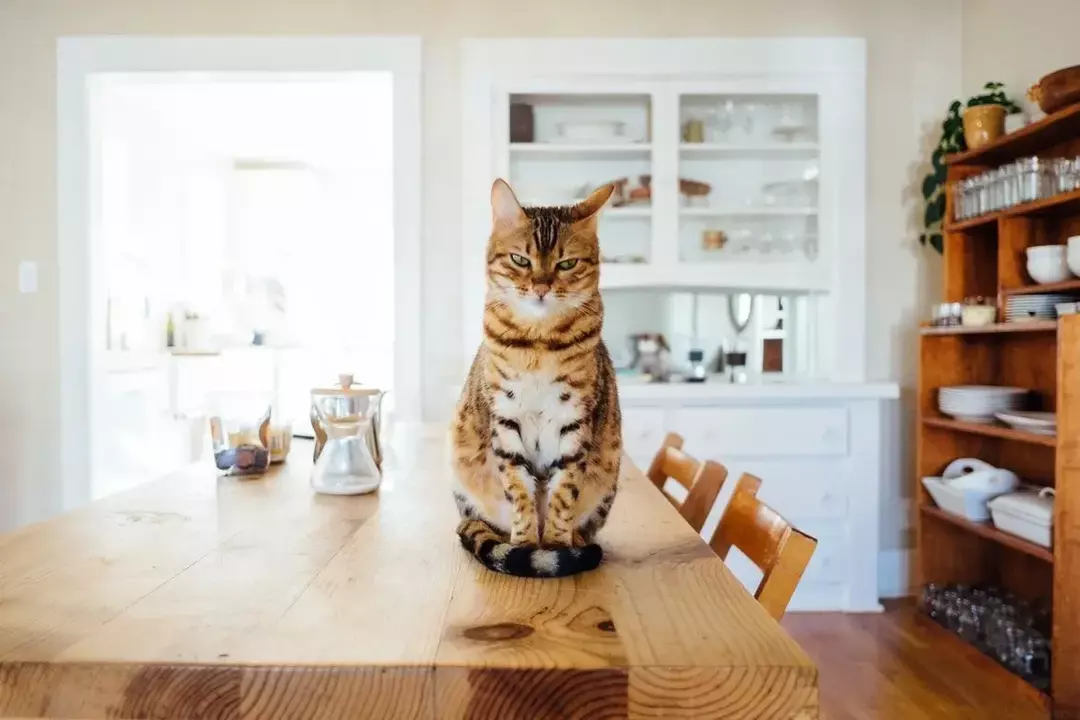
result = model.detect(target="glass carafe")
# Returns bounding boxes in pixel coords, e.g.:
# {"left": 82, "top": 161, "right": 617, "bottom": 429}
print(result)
{"left": 310, "top": 386, "right": 384, "bottom": 495}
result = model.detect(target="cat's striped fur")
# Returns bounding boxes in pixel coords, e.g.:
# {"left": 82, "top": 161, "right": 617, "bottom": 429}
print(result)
{"left": 451, "top": 179, "right": 622, "bottom": 577}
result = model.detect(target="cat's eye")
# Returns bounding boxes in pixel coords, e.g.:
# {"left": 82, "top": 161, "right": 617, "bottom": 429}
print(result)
{"left": 509, "top": 253, "right": 531, "bottom": 268}
{"left": 556, "top": 258, "right": 579, "bottom": 271}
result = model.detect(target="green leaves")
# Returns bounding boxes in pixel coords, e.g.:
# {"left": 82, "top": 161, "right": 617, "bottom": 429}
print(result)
{"left": 924, "top": 193, "right": 946, "bottom": 227}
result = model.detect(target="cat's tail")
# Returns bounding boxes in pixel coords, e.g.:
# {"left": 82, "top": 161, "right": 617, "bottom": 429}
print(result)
{"left": 456, "top": 519, "right": 603, "bottom": 578}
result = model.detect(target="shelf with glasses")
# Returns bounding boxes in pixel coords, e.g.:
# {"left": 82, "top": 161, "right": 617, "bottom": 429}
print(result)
{"left": 679, "top": 142, "right": 819, "bottom": 159}
{"left": 945, "top": 187, "right": 1080, "bottom": 232}
{"left": 680, "top": 207, "right": 818, "bottom": 218}
{"left": 604, "top": 207, "right": 653, "bottom": 219}
{"left": 509, "top": 142, "right": 652, "bottom": 161}
{"left": 599, "top": 261, "right": 830, "bottom": 292}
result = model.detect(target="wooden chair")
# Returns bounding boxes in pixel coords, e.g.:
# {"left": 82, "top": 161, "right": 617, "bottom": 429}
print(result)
{"left": 645, "top": 433, "right": 728, "bottom": 533}
{"left": 708, "top": 473, "right": 818, "bottom": 621}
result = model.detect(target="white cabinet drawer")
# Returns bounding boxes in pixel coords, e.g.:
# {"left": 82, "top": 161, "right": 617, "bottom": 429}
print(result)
{"left": 673, "top": 406, "right": 848, "bottom": 457}
{"left": 732, "top": 461, "right": 848, "bottom": 520}
{"left": 620, "top": 407, "right": 667, "bottom": 467}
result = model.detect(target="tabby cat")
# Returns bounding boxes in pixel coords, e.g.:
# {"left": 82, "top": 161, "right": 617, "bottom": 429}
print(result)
{"left": 451, "top": 179, "right": 622, "bottom": 577}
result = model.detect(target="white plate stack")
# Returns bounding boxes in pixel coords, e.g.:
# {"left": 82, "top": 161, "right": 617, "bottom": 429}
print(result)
{"left": 1005, "top": 294, "right": 1071, "bottom": 322}
{"left": 938, "top": 385, "right": 1028, "bottom": 424}
{"left": 994, "top": 410, "right": 1057, "bottom": 436}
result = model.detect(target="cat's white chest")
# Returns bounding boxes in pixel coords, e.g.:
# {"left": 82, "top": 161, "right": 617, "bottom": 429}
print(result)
{"left": 493, "top": 371, "right": 578, "bottom": 472}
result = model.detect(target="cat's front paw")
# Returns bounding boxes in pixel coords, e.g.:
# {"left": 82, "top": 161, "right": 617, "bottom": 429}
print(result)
{"left": 510, "top": 527, "right": 540, "bottom": 547}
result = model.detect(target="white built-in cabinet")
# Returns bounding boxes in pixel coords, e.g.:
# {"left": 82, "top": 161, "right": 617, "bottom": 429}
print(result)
{"left": 461, "top": 39, "right": 894, "bottom": 612}
{"left": 461, "top": 38, "right": 868, "bottom": 382}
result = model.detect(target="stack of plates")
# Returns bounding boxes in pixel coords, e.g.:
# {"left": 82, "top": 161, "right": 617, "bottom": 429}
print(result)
{"left": 1005, "top": 294, "right": 1071, "bottom": 322}
{"left": 994, "top": 410, "right": 1056, "bottom": 436}
{"left": 939, "top": 386, "right": 1028, "bottom": 424}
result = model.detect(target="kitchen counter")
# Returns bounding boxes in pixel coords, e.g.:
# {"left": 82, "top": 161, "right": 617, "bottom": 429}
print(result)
{"left": 0, "top": 433, "right": 818, "bottom": 719}
{"left": 617, "top": 376, "right": 900, "bottom": 401}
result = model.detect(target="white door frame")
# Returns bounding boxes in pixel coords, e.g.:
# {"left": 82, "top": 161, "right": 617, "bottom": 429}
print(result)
{"left": 57, "top": 36, "right": 422, "bottom": 511}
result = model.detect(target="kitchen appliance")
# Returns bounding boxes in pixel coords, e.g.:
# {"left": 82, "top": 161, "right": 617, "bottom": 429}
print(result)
{"left": 309, "top": 381, "right": 385, "bottom": 495}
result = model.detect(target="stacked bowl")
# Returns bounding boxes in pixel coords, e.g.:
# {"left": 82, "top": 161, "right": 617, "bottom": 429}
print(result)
{"left": 1026, "top": 245, "right": 1071, "bottom": 284}
{"left": 1068, "top": 235, "right": 1080, "bottom": 276}
{"left": 1005, "top": 293, "right": 1071, "bottom": 322}
{"left": 938, "top": 386, "right": 1028, "bottom": 424}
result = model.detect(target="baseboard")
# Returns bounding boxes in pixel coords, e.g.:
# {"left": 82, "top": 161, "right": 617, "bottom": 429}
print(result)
{"left": 878, "top": 548, "right": 913, "bottom": 598}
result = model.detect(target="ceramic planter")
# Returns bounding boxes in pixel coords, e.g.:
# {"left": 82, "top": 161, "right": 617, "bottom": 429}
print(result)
{"left": 963, "top": 104, "right": 1007, "bottom": 149}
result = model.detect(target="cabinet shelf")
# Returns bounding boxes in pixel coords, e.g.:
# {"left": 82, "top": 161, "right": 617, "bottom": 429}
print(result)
{"left": 680, "top": 207, "right": 817, "bottom": 217}
{"left": 599, "top": 261, "right": 828, "bottom": 292}
{"left": 679, "top": 142, "right": 819, "bottom": 159}
{"left": 945, "top": 187, "right": 1080, "bottom": 233}
{"left": 1003, "top": 279, "right": 1080, "bottom": 296}
{"left": 947, "top": 102, "right": 1080, "bottom": 167}
{"left": 921, "top": 416, "right": 1057, "bottom": 447}
{"left": 920, "top": 321, "right": 1057, "bottom": 335}
{"left": 509, "top": 142, "right": 651, "bottom": 160}
{"left": 920, "top": 504, "right": 1054, "bottom": 563}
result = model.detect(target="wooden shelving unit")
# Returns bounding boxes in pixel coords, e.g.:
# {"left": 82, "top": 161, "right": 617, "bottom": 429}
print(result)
{"left": 918, "top": 101, "right": 1080, "bottom": 718}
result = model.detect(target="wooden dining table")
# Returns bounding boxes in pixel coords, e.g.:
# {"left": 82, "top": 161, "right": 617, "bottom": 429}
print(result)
{"left": 0, "top": 427, "right": 818, "bottom": 719}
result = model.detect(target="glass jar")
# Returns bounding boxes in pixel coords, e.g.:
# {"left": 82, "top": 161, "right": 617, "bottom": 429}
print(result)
{"left": 1017, "top": 157, "right": 1044, "bottom": 203}
{"left": 1002, "top": 162, "right": 1019, "bottom": 208}
{"left": 207, "top": 391, "right": 274, "bottom": 476}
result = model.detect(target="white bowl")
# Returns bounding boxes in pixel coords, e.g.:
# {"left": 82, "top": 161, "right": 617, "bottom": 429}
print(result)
{"left": 1068, "top": 235, "right": 1080, "bottom": 252}
{"left": 1068, "top": 251, "right": 1080, "bottom": 277}
{"left": 1027, "top": 258, "right": 1072, "bottom": 284}
{"left": 1027, "top": 245, "right": 1065, "bottom": 257}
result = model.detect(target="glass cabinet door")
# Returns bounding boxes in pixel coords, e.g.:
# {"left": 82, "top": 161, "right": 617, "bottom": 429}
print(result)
{"left": 676, "top": 91, "right": 820, "bottom": 265}
{"left": 502, "top": 90, "right": 654, "bottom": 266}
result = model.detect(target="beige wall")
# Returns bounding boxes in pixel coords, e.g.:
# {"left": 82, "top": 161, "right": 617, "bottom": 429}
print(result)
{"left": 962, "top": 0, "right": 1080, "bottom": 113}
{"left": 0, "top": 0, "right": 958, "bottom": 552}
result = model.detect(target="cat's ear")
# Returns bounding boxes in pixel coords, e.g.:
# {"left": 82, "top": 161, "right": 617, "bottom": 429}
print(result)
{"left": 572, "top": 184, "right": 615, "bottom": 227}
{"left": 491, "top": 178, "right": 526, "bottom": 229}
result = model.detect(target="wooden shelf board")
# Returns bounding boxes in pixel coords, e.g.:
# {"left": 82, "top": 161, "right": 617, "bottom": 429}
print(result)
{"left": 946, "top": 213, "right": 998, "bottom": 232}
{"left": 920, "top": 504, "right": 1054, "bottom": 563}
{"left": 947, "top": 102, "right": 1080, "bottom": 167}
{"left": 1003, "top": 278, "right": 1080, "bottom": 296}
{"left": 920, "top": 321, "right": 1058, "bottom": 336}
{"left": 913, "top": 614, "right": 1052, "bottom": 711}
{"left": 922, "top": 416, "right": 1057, "bottom": 447}
{"left": 945, "top": 187, "right": 1080, "bottom": 233}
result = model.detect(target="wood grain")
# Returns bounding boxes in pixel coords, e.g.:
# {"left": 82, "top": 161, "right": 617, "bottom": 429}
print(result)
{"left": 922, "top": 104, "right": 1080, "bottom": 717}
{"left": 1056, "top": 315, "right": 1080, "bottom": 719}
{"left": 784, "top": 601, "right": 1049, "bottom": 720}
{"left": 0, "top": 431, "right": 816, "bottom": 719}
{"left": 708, "top": 474, "right": 817, "bottom": 621}
{"left": 947, "top": 101, "right": 1080, "bottom": 166}
{"left": 645, "top": 432, "right": 729, "bottom": 532}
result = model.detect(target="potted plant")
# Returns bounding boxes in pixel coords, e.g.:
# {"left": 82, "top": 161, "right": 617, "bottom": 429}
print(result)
{"left": 963, "top": 81, "right": 1022, "bottom": 150}
{"left": 920, "top": 84, "right": 1022, "bottom": 254}
{"left": 919, "top": 101, "right": 964, "bottom": 254}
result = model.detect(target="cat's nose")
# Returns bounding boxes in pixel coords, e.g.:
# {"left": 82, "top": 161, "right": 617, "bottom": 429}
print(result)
{"left": 534, "top": 284, "right": 551, "bottom": 299}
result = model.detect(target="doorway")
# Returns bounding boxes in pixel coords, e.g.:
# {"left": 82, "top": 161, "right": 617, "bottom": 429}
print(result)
{"left": 57, "top": 38, "right": 421, "bottom": 505}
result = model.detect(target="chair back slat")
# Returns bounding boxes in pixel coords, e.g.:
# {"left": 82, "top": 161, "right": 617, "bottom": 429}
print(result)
{"left": 645, "top": 433, "right": 728, "bottom": 533}
{"left": 709, "top": 473, "right": 818, "bottom": 621}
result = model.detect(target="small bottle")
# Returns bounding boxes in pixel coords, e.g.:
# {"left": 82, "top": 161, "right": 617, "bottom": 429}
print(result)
{"left": 686, "top": 350, "right": 707, "bottom": 383}
{"left": 165, "top": 312, "right": 175, "bottom": 348}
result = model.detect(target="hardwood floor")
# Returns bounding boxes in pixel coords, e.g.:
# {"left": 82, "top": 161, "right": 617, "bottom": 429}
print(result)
{"left": 783, "top": 601, "right": 1049, "bottom": 720}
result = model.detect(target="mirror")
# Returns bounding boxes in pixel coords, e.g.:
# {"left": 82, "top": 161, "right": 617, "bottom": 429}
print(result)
{"left": 727, "top": 293, "right": 754, "bottom": 334}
